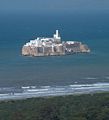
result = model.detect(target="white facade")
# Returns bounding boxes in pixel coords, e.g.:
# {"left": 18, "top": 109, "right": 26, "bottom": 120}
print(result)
{"left": 66, "top": 41, "right": 75, "bottom": 44}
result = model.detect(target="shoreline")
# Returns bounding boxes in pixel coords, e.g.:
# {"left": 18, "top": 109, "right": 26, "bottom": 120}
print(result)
{"left": 0, "top": 91, "right": 108, "bottom": 102}
{"left": 1, "top": 82, "right": 109, "bottom": 101}
{"left": 1, "top": 90, "right": 109, "bottom": 119}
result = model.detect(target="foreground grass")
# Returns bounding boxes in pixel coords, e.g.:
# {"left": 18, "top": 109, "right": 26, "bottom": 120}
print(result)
{"left": 0, "top": 92, "right": 109, "bottom": 120}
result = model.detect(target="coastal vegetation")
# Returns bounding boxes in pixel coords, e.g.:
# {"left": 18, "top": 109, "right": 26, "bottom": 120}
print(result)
{"left": 0, "top": 92, "right": 109, "bottom": 120}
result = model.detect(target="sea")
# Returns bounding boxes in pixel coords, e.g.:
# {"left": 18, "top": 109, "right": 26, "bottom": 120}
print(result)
{"left": 0, "top": 12, "right": 109, "bottom": 100}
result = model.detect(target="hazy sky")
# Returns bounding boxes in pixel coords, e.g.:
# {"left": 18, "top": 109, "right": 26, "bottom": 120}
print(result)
{"left": 0, "top": 0, "right": 109, "bottom": 13}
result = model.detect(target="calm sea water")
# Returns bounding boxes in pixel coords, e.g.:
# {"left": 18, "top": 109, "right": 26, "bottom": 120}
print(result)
{"left": 0, "top": 12, "right": 109, "bottom": 89}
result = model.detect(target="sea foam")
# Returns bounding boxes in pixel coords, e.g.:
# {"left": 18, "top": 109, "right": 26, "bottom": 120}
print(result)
{"left": 0, "top": 83, "right": 109, "bottom": 100}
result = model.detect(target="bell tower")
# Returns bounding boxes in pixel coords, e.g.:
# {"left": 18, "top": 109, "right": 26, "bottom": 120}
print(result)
{"left": 53, "top": 30, "right": 61, "bottom": 43}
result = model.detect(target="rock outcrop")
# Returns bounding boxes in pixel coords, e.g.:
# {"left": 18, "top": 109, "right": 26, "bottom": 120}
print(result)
{"left": 22, "top": 30, "right": 90, "bottom": 57}
{"left": 22, "top": 42, "right": 90, "bottom": 57}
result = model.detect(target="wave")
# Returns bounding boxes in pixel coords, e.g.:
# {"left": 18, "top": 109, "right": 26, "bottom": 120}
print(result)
{"left": 0, "top": 82, "right": 109, "bottom": 100}
{"left": 105, "top": 76, "right": 109, "bottom": 79}
{"left": 84, "top": 77, "right": 98, "bottom": 80}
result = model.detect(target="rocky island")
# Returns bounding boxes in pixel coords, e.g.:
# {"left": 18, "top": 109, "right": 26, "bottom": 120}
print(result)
{"left": 22, "top": 30, "right": 90, "bottom": 56}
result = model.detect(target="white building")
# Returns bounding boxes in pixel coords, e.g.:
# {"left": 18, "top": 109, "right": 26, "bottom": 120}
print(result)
{"left": 24, "top": 30, "right": 61, "bottom": 47}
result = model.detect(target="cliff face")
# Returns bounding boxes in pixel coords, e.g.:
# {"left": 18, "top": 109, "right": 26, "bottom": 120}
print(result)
{"left": 22, "top": 46, "right": 39, "bottom": 56}
{"left": 22, "top": 42, "right": 90, "bottom": 57}
{"left": 80, "top": 44, "right": 90, "bottom": 53}
{"left": 22, "top": 46, "right": 65, "bottom": 56}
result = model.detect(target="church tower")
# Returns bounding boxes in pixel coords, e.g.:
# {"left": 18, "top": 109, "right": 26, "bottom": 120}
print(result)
{"left": 53, "top": 30, "right": 61, "bottom": 43}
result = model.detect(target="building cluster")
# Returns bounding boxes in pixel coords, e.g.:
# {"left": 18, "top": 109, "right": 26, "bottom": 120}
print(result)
{"left": 22, "top": 30, "right": 90, "bottom": 56}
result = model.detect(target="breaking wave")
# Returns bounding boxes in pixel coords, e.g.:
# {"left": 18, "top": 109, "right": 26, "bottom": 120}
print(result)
{"left": 0, "top": 82, "right": 109, "bottom": 100}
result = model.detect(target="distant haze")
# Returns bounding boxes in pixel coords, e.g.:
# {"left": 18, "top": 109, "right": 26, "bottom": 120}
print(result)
{"left": 0, "top": 0, "right": 109, "bottom": 14}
